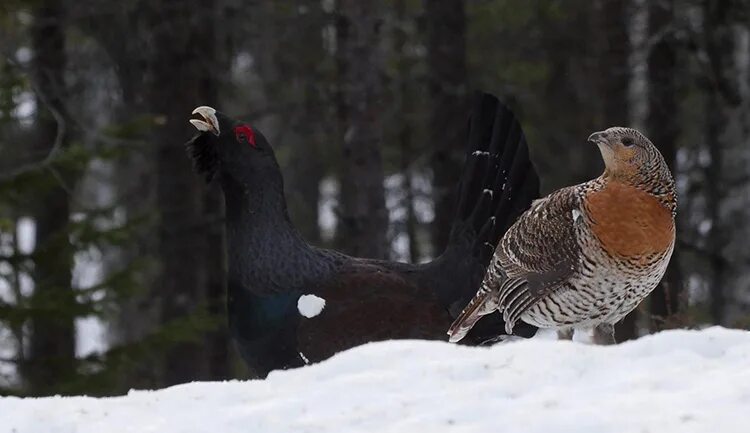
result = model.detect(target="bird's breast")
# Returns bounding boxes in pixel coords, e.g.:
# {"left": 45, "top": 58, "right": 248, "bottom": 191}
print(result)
{"left": 584, "top": 181, "right": 675, "bottom": 264}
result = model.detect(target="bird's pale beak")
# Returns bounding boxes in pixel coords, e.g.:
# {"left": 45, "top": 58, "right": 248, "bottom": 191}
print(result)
{"left": 190, "top": 106, "right": 220, "bottom": 136}
{"left": 587, "top": 131, "right": 608, "bottom": 144}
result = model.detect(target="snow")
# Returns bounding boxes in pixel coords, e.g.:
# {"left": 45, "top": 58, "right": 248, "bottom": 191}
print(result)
{"left": 75, "top": 316, "right": 108, "bottom": 358}
{"left": 472, "top": 150, "right": 490, "bottom": 156}
{"left": 72, "top": 246, "right": 108, "bottom": 357}
{"left": 318, "top": 177, "right": 339, "bottom": 242}
{"left": 16, "top": 217, "right": 35, "bottom": 254}
{"left": 2, "top": 327, "right": 749, "bottom": 433}
{"left": 297, "top": 294, "right": 326, "bottom": 318}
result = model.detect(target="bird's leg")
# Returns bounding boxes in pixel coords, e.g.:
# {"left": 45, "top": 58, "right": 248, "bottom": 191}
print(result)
{"left": 479, "top": 334, "right": 524, "bottom": 346}
{"left": 592, "top": 323, "right": 616, "bottom": 345}
{"left": 557, "top": 328, "right": 574, "bottom": 341}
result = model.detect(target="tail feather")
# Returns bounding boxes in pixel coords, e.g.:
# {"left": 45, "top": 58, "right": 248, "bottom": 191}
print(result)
{"left": 451, "top": 92, "right": 539, "bottom": 268}
{"left": 451, "top": 272, "right": 530, "bottom": 341}
{"left": 493, "top": 160, "right": 539, "bottom": 240}
{"left": 493, "top": 108, "right": 521, "bottom": 170}
{"left": 498, "top": 163, "right": 539, "bottom": 237}
{"left": 473, "top": 216, "right": 496, "bottom": 267}
{"left": 490, "top": 123, "right": 536, "bottom": 245}
{"left": 455, "top": 154, "right": 491, "bottom": 222}
{"left": 455, "top": 93, "right": 496, "bottom": 222}
{"left": 440, "top": 91, "right": 539, "bottom": 342}
{"left": 447, "top": 288, "right": 494, "bottom": 343}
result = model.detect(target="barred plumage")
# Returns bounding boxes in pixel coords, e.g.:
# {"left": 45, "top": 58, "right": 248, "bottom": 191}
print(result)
{"left": 448, "top": 127, "right": 676, "bottom": 345}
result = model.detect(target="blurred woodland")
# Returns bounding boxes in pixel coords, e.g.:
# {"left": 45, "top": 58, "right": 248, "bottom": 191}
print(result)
{"left": 0, "top": 0, "right": 749, "bottom": 396}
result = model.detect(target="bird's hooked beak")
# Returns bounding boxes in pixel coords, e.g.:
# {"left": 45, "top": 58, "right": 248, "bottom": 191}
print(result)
{"left": 587, "top": 131, "right": 608, "bottom": 145}
{"left": 190, "top": 106, "right": 220, "bottom": 136}
{"left": 589, "top": 130, "right": 618, "bottom": 171}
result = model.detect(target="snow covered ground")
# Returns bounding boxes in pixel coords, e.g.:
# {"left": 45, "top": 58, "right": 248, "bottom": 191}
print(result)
{"left": 2, "top": 327, "right": 749, "bottom": 433}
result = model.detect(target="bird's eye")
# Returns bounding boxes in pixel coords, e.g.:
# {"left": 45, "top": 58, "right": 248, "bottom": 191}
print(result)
{"left": 622, "top": 137, "right": 635, "bottom": 147}
{"left": 233, "top": 124, "right": 257, "bottom": 148}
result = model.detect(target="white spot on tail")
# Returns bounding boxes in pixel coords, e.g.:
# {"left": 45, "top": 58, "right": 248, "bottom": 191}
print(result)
{"left": 298, "top": 294, "right": 326, "bottom": 318}
{"left": 572, "top": 209, "right": 582, "bottom": 222}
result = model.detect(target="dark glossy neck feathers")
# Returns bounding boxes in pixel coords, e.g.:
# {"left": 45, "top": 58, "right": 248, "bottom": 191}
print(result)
{"left": 219, "top": 163, "right": 344, "bottom": 295}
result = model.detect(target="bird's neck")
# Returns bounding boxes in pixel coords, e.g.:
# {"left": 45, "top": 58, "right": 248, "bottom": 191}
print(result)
{"left": 219, "top": 167, "right": 340, "bottom": 294}
{"left": 602, "top": 160, "right": 676, "bottom": 217}
{"left": 221, "top": 166, "right": 294, "bottom": 231}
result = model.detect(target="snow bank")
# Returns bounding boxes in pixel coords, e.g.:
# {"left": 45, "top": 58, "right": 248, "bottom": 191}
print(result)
{"left": 2, "top": 327, "right": 749, "bottom": 433}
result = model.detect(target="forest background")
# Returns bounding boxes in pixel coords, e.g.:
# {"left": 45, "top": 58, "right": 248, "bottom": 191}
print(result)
{"left": 0, "top": 0, "right": 748, "bottom": 396}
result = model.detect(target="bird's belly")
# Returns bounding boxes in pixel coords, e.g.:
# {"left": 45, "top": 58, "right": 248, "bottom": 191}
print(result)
{"left": 521, "top": 252, "right": 671, "bottom": 329}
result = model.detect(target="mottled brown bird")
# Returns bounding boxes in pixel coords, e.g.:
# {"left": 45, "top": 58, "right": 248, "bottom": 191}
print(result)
{"left": 448, "top": 127, "right": 676, "bottom": 345}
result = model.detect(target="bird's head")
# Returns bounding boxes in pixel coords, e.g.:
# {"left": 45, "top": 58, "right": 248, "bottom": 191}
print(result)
{"left": 588, "top": 127, "right": 670, "bottom": 184}
{"left": 186, "top": 106, "right": 278, "bottom": 184}
{"left": 588, "top": 127, "right": 676, "bottom": 213}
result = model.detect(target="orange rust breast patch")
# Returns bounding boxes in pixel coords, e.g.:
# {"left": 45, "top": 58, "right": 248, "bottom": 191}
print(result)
{"left": 585, "top": 181, "right": 675, "bottom": 259}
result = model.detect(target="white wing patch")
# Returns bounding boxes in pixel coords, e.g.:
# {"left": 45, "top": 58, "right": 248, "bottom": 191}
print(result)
{"left": 572, "top": 209, "right": 582, "bottom": 223}
{"left": 298, "top": 294, "right": 326, "bottom": 318}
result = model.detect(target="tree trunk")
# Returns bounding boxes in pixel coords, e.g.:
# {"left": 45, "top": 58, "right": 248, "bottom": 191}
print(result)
{"left": 395, "top": 0, "right": 421, "bottom": 263}
{"left": 286, "top": 120, "right": 323, "bottom": 245}
{"left": 646, "top": 0, "right": 684, "bottom": 330}
{"left": 25, "top": 0, "right": 76, "bottom": 395}
{"left": 75, "top": 2, "right": 164, "bottom": 390}
{"left": 203, "top": 189, "right": 228, "bottom": 380}
{"left": 598, "top": 0, "right": 631, "bottom": 125}
{"left": 702, "top": 0, "right": 745, "bottom": 325}
{"left": 145, "top": 0, "right": 227, "bottom": 385}
{"left": 281, "top": 0, "right": 325, "bottom": 245}
{"left": 705, "top": 88, "right": 727, "bottom": 324}
{"left": 334, "top": 0, "right": 388, "bottom": 259}
{"left": 425, "top": 0, "right": 468, "bottom": 254}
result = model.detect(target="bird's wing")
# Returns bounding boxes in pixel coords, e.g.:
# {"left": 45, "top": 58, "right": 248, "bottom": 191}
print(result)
{"left": 491, "top": 186, "right": 583, "bottom": 328}
{"left": 297, "top": 259, "right": 452, "bottom": 361}
{"left": 448, "top": 186, "right": 583, "bottom": 340}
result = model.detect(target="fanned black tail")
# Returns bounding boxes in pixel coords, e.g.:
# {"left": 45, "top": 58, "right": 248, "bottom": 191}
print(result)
{"left": 438, "top": 92, "right": 539, "bottom": 342}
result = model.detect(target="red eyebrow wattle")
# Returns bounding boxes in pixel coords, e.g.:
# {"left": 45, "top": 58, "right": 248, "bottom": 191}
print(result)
{"left": 234, "top": 125, "right": 256, "bottom": 147}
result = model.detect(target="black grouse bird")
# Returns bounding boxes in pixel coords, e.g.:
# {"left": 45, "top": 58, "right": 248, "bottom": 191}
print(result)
{"left": 186, "top": 93, "right": 539, "bottom": 378}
